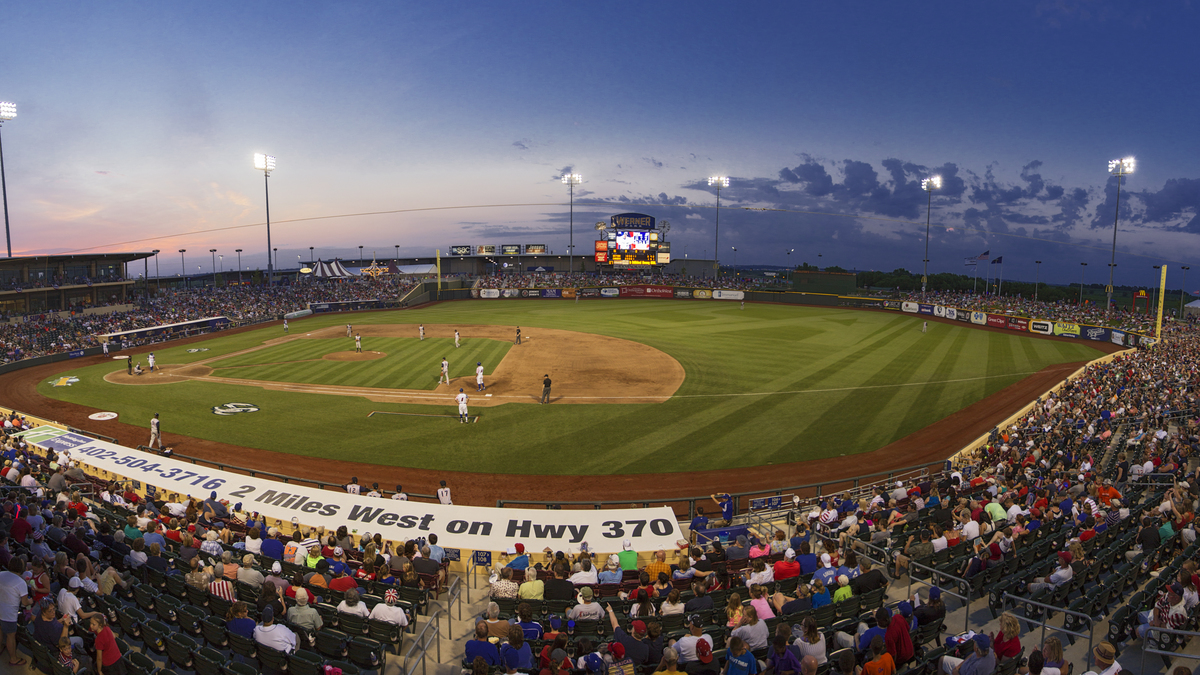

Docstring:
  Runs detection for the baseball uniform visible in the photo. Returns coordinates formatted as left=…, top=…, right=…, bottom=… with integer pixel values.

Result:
left=347, top=324, right=352, bottom=337
left=147, top=353, right=156, bottom=371
left=419, top=325, right=425, bottom=340
left=284, top=319, right=288, bottom=333
left=149, top=415, right=161, bottom=448
left=355, top=335, right=362, bottom=352
left=440, top=359, right=450, bottom=386
left=476, top=363, right=485, bottom=391
left=454, top=330, right=460, bottom=348
left=456, top=390, right=469, bottom=422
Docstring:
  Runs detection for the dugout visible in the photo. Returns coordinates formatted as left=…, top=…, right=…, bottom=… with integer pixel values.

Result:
left=790, top=270, right=857, bottom=294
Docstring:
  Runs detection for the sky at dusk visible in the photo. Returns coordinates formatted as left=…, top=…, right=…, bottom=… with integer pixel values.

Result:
left=4, top=1, right=1200, bottom=287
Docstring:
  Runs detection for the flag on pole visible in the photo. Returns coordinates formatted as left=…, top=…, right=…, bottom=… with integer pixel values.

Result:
left=991, top=256, right=1003, bottom=264
left=976, top=250, right=990, bottom=261
left=964, top=258, right=978, bottom=267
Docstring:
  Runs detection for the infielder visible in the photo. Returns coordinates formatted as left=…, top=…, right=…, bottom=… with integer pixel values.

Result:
left=355, top=334, right=362, bottom=353
left=456, top=388, right=470, bottom=423
left=149, top=413, right=161, bottom=449
left=476, top=362, right=485, bottom=391
left=147, top=352, right=156, bottom=372
left=284, top=319, right=289, bottom=333
left=346, top=324, right=352, bottom=337
left=454, top=330, right=460, bottom=348
left=419, top=324, right=425, bottom=341
left=439, top=357, right=450, bottom=386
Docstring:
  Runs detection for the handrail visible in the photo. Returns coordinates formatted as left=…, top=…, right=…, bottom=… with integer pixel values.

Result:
left=1001, top=592, right=1095, bottom=672
left=906, top=557, right=973, bottom=635
left=443, top=575, right=464, bottom=635
left=403, top=604, right=445, bottom=675
left=1142, top=626, right=1200, bottom=674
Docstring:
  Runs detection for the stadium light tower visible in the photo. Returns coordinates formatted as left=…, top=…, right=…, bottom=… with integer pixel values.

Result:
left=1106, top=157, right=1135, bottom=316
left=358, top=245, right=363, bottom=262
left=209, top=249, right=217, bottom=277
left=1034, top=260, right=1042, bottom=303
left=219, top=254, right=223, bottom=272
left=562, top=173, right=582, bottom=274
left=151, top=249, right=160, bottom=295
left=253, top=153, right=276, bottom=284
left=273, top=248, right=279, bottom=270
left=0, top=101, right=16, bottom=257
left=1182, top=266, right=1191, bottom=316
left=394, top=245, right=399, bottom=261
left=709, top=176, right=729, bottom=278
left=235, top=249, right=242, bottom=285
left=1079, top=262, right=1087, bottom=305
left=920, top=175, right=942, bottom=301
left=178, top=249, right=187, bottom=288
left=310, top=246, right=314, bottom=263
left=731, top=246, right=737, bottom=273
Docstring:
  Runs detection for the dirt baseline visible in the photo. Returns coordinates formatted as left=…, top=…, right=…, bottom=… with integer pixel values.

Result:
left=323, top=351, right=386, bottom=361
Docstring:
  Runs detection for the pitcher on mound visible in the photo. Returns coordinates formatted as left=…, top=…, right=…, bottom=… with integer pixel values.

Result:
left=439, top=357, right=450, bottom=386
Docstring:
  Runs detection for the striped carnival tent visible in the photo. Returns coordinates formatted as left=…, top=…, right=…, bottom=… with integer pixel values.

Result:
left=311, top=259, right=355, bottom=278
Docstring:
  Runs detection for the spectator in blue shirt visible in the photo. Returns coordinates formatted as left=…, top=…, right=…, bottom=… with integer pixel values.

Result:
left=465, top=622, right=501, bottom=666
left=505, top=544, right=529, bottom=570
left=711, top=494, right=734, bottom=524
left=597, top=556, right=623, bottom=584
left=834, top=607, right=890, bottom=653
left=690, top=507, right=709, bottom=533
left=795, top=542, right=818, bottom=576
left=261, top=530, right=285, bottom=560
left=426, top=534, right=445, bottom=563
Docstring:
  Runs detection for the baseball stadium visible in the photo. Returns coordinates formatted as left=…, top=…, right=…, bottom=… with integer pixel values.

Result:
left=4, top=5, right=1200, bottom=675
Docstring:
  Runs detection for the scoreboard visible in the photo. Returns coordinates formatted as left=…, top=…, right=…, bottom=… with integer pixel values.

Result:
left=597, top=230, right=669, bottom=267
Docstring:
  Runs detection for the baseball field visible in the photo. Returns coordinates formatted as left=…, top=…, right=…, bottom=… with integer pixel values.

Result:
left=33, top=300, right=1104, bottom=476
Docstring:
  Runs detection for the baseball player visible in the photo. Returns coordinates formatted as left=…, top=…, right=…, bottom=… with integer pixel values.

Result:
left=147, top=352, right=156, bottom=372
left=740, top=300, right=745, bottom=310
left=102, top=341, right=108, bottom=355
left=541, top=374, right=552, bottom=404
left=437, top=480, right=452, bottom=504
left=284, top=318, right=289, bottom=333
left=149, top=413, right=161, bottom=449
left=439, top=357, right=450, bottom=386
left=456, top=388, right=470, bottom=423
left=454, top=330, right=460, bottom=348
left=476, top=362, right=485, bottom=391
left=126, top=356, right=132, bottom=376
left=346, top=323, right=352, bottom=337
left=391, top=484, right=408, bottom=501
left=345, top=477, right=361, bottom=495
left=355, top=334, right=362, bottom=352
left=419, top=324, right=425, bottom=340
left=922, top=321, right=928, bottom=333
left=366, top=482, right=382, bottom=498
left=514, top=326, right=522, bottom=345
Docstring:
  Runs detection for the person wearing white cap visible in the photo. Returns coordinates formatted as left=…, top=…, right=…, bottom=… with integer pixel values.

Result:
left=813, top=554, right=838, bottom=588
left=56, top=577, right=103, bottom=624
left=286, top=588, right=323, bottom=634
left=617, top=540, right=638, bottom=571
left=598, top=555, right=623, bottom=584
left=265, top=561, right=290, bottom=593
left=891, top=481, right=908, bottom=503
left=773, top=548, right=800, bottom=580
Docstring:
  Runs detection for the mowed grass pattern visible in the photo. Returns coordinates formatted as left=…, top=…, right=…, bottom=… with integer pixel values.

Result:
left=39, top=301, right=1105, bottom=474
left=206, top=337, right=509, bottom=390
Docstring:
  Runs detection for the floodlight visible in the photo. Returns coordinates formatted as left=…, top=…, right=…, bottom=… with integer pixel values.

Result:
left=561, top=173, right=582, bottom=185
left=1108, top=157, right=1135, bottom=174
left=921, top=175, right=942, bottom=191
left=0, top=102, right=15, bottom=121
left=708, top=176, right=729, bottom=188
left=254, top=153, right=276, bottom=172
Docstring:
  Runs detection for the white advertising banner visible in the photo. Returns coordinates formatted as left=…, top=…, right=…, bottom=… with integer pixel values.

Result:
left=712, top=290, right=744, bottom=300
left=901, top=302, right=919, bottom=313
left=22, top=426, right=682, bottom=552
left=933, top=305, right=945, bottom=317
left=971, top=311, right=987, bottom=325
left=945, top=308, right=957, bottom=320
left=480, top=289, right=500, bottom=299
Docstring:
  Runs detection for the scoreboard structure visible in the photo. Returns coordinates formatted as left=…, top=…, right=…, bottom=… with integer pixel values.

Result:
left=596, top=212, right=670, bottom=268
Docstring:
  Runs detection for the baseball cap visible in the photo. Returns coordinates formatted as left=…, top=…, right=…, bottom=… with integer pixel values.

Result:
left=929, top=586, right=941, bottom=600
left=898, top=601, right=913, bottom=618
left=696, top=639, right=714, bottom=664
left=837, top=575, right=849, bottom=586
left=504, top=648, right=523, bottom=670
left=549, top=616, right=562, bottom=631
left=582, top=654, right=606, bottom=673
left=262, top=605, right=275, bottom=622
left=1057, top=551, right=1073, bottom=565
left=580, top=587, right=593, bottom=599
left=68, top=577, right=81, bottom=589
left=820, top=553, right=832, bottom=567
left=688, top=613, right=703, bottom=628
left=631, top=620, right=647, bottom=634
left=385, top=589, right=399, bottom=604
left=515, top=543, right=525, bottom=554
left=785, top=548, right=796, bottom=559
left=1171, top=582, right=1185, bottom=596
left=610, top=642, right=626, bottom=660
left=623, top=539, right=633, bottom=551
left=973, top=634, right=991, bottom=651
left=271, top=562, right=282, bottom=574
left=333, top=547, right=344, bottom=557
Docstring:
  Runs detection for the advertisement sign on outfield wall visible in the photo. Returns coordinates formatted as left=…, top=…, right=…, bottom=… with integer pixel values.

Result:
left=694, top=290, right=713, bottom=299
left=502, top=289, right=519, bottom=298
left=1053, top=322, right=1081, bottom=337
left=933, top=305, right=946, bottom=317
left=1111, top=330, right=1127, bottom=346
left=541, top=289, right=562, bottom=299
left=884, top=301, right=901, bottom=311
left=1007, top=317, right=1029, bottom=331
left=600, top=288, right=619, bottom=297
left=986, top=314, right=1007, bottom=328
left=22, top=426, right=682, bottom=551
left=519, top=289, right=542, bottom=298
left=580, top=288, right=600, bottom=298
left=480, top=289, right=500, bottom=299
left=620, top=285, right=674, bottom=298
left=1029, top=320, right=1052, bottom=335
left=902, top=302, right=919, bottom=313
left=971, top=312, right=987, bottom=325
left=945, top=308, right=957, bottom=320
left=713, top=290, right=745, bottom=300
left=918, top=304, right=934, bottom=315
left=956, top=310, right=971, bottom=323
left=562, top=289, right=577, bottom=299
left=1082, top=325, right=1108, bottom=341
left=674, top=290, right=692, bottom=298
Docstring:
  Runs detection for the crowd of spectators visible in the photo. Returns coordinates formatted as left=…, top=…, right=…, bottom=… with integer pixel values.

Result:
left=473, top=272, right=785, bottom=291
left=903, top=289, right=1188, bottom=335
left=1, top=276, right=420, bottom=364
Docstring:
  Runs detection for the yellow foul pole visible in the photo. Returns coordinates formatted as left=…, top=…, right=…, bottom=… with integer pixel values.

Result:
left=1156, top=264, right=1168, bottom=339
left=436, top=249, right=442, bottom=299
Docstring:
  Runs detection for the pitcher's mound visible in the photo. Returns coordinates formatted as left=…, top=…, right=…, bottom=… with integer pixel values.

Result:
left=324, top=351, right=386, bottom=362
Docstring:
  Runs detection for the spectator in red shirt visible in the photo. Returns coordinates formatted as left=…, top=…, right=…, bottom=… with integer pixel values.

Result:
left=990, top=613, right=1021, bottom=661
left=328, top=563, right=360, bottom=593
left=88, top=615, right=122, bottom=675
left=773, top=549, right=801, bottom=581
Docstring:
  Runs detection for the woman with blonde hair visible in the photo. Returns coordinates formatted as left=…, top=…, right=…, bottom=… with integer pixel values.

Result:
left=794, top=616, right=827, bottom=664
left=992, top=612, right=1022, bottom=660
left=731, top=603, right=768, bottom=650
left=652, top=647, right=680, bottom=675
left=725, top=592, right=743, bottom=627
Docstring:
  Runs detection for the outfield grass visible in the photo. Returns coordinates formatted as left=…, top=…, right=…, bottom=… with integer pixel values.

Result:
left=38, top=301, right=1105, bottom=475
left=206, top=337, right=509, bottom=390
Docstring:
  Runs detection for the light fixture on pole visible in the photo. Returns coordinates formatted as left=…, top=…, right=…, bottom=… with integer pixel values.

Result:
left=210, top=249, right=217, bottom=277
left=1034, top=260, right=1042, bottom=303
left=219, top=254, right=223, bottom=273
left=273, top=248, right=278, bottom=271
left=561, top=173, right=582, bottom=273
left=1181, top=266, right=1191, bottom=316
left=1106, top=157, right=1135, bottom=316
left=253, top=153, right=276, bottom=285
left=152, top=249, right=160, bottom=295
left=394, top=245, right=399, bottom=261
left=731, top=246, right=737, bottom=273
left=785, top=248, right=794, bottom=281
left=178, top=249, right=187, bottom=288
left=309, top=246, right=314, bottom=263
left=1079, top=262, right=1087, bottom=305
left=708, top=176, right=729, bottom=278
left=235, top=249, right=243, bottom=285
left=920, top=175, right=942, bottom=301
left=0, top=101, right=17, bottom=258
left=358, top=245, right=363, bottom=262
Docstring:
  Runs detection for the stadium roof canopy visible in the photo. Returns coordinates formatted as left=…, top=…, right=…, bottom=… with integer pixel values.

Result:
left=0, top=251, right=155, bottom=270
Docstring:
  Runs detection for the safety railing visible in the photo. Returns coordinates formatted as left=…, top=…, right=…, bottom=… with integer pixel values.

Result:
left=1143, top=626, right=1200, bottom=674
left=907, top=558, right=973, bottom=635
left=443, top=575, right=464, bottom=635
left=403, top=604, right=445, bottom=675
left=1001, top=593, right=1095, bottom=673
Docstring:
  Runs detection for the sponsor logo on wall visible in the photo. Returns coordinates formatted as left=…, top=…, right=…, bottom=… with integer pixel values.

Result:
left=884, top=300, right=902, bottom=310
left=212, top=403, right=260, bottom=416
left=945, top=308, right=957, bottom=320
left=693, top=289, right=712, bottom=299
left=1029, top=321, right=1053, bottom=335
left=1007, top=317, right=1029, bottom=331
left=901, top=302, right=919, bottom=313
left=674, top=290, right=692, bottom=298
left=581, top=288, right=600, bottom=297
left=918, top=304, right=934, bottom=315
left=971, top=312, right=987, bottom=325
left=540, top=289, right=562, bottom=299
left=986, top=314, right=1007, bottom=328
left=1111, top=330, right=1126, bottom=346
left=520, top=289, right=542, bottom=298
left=713, top=290, right=745, bottom=300
left=1053, top=322, right=1081, bottom=337
left=933, top=305, right=946, bottom=317
left=600, top=287, right=619, bottom=297
left=480, top=289, right=500, bottom=299
left=956, top=310, right=971, bottom=322
left=502, top=289, right=519, bottom=298
left=1083, top=326, right=1108, bottom=341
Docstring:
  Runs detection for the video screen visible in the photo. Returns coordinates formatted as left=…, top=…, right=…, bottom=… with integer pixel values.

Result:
left=614, top=231, right=651, bottom=250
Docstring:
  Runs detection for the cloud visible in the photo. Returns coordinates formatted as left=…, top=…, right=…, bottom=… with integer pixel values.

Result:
left=512, top=139, right=530, bottom=151
left=642, top=157, right=664, bottom=169
left=1139, top=178, right=1200, bottom=233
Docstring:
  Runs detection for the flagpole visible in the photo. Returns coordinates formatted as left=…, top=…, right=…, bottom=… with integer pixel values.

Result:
left=999, top=260, right=1003, bottom=296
